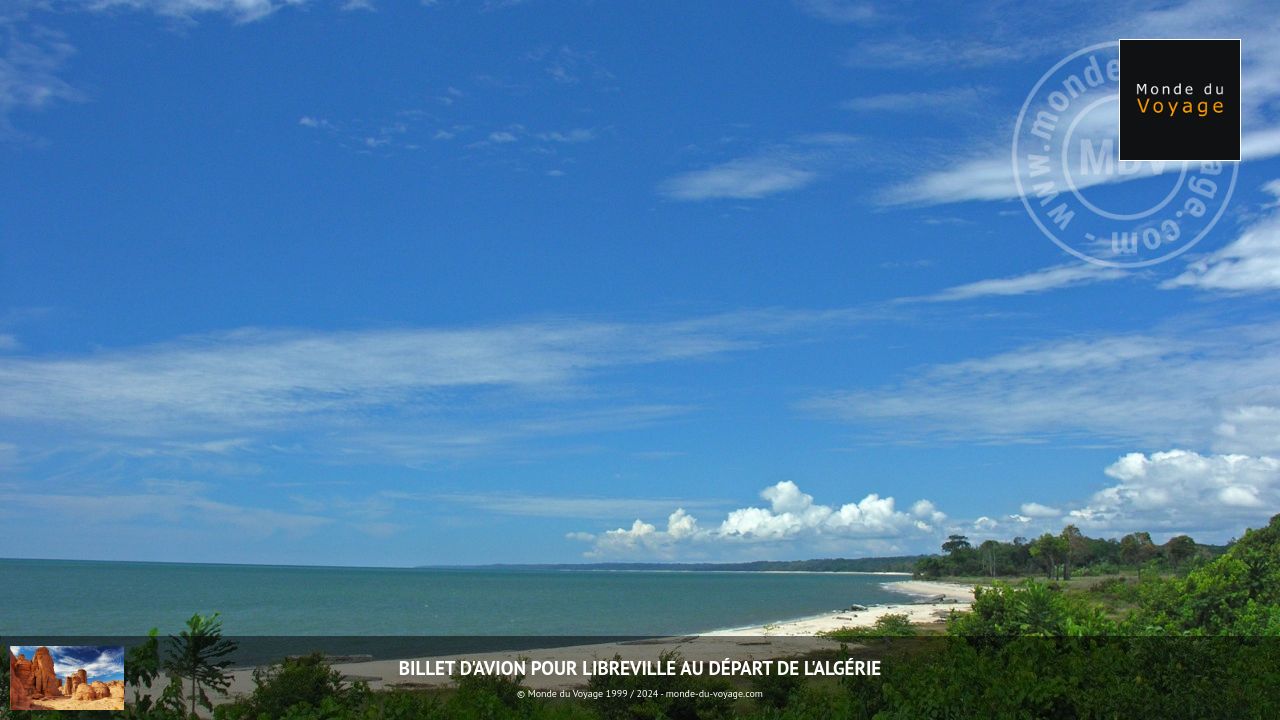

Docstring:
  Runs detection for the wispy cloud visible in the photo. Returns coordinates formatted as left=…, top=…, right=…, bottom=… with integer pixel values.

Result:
left=659, top=156, right=818, bottom=200
left=847, top=37, right=1029, bottom=69
left=658, top=134, right=858, bottom=201
left=0, top=484, right=331, bottom=537
left=882, top=2, right=1280, bottom=207
left=805, top=320, right=1280, bottom=455
left=0, top=19, right=82, bottom=137
left=1163, top=184, right=1280, bottom=292
left=87, top=0, right=311, bottom=24
left=523, top=45, right=615, bottom=88
left=48, top=647, right=124, bottom=683
left=0, top=310, right=862, bottom=453
left=794, top=0, right=875, bottom=24
left=842, top=86, right=990, bottom=113
left=903, top=263, right=1128, bottom=302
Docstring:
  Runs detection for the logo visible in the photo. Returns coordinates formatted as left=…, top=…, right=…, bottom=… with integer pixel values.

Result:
left=1119, top=39, right=1241, bottom=162
left=1012, top=42, right=1237, bottom=267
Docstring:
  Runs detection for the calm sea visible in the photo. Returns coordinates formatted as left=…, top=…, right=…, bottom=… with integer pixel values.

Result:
left=0, top=559, right=910, bottom=636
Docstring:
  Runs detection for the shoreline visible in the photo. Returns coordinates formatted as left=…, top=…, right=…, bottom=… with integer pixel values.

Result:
left=209, top=579, right=975, bottom=698
left=700, top=579, right=974, bottom=636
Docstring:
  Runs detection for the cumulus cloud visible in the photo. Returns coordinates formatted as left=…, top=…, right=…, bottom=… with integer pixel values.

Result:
left=1066, top=449, right=1280, bottom=536
left=572, top=481, right=943, bottom=557
left=972, top=516, right=998, bottom=531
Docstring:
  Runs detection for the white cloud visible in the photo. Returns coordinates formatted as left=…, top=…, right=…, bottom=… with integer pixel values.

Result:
left=806, top=320, right=1280, bottom=455
left=0, top=20, right=83, bottom=135
left=573, top=480, right=942, bottom=557
left=881, top=151, right=1017, bottom=205
left=87, top=0, right=310, bottom=24
left=487, top=130, right=518, bottom=143
left=973, top=516, right=998, bottom=531
left=1163, top=204, right=1280, bottom=292
left=1066, top=449, right=1280, bottom=536
left=880, top=3, right=1280, bottom=207
left=536, top=128, right=595, bottom=143
left=905, top=263, right=1127, bottom=302
left=0, top=310, right=864, bottom=463
left=298, top=115, right=338, bottom=130
left=1019, top=502, right=1061, bottom=518
left=660, top=156, right=818, bottom=201
left=50, top=647, right=124, bottom=683
left=659, top=135, right=858, bottom=201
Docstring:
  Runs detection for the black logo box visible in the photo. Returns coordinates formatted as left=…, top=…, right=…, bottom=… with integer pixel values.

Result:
left=1119, top=39, right=1241, bottom=162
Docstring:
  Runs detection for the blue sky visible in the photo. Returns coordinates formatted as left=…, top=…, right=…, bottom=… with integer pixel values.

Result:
left=2, top=0, right=1280, bottom=565
left=10, top=645, right=124, bottom=683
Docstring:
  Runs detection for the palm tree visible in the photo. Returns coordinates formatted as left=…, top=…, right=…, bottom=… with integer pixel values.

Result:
left=164, top=612, right=238, bottom=718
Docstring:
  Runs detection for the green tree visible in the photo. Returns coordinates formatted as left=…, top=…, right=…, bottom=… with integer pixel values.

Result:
left=914, top=555, right=945, bottom=579
left=941, top=534, right=971, bottom=555
left=165, top=612, right=239, bottom=718
left=1029, top=533, right=1066, bottom=580
left=1061, top=524, right=1086, bottom=580
left=1120, top=531, right=1156, bottom=565
left=978, top=539, right=999, bottom=577
left=1165, top=534, right=1196, bottom=569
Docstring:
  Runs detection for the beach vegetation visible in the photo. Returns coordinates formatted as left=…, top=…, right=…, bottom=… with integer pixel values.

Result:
left=165, top=613, right=239, bottom=718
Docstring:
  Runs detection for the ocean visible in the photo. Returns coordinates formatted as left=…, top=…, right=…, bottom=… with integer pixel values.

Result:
left=0, top=559, right=911, bottom=636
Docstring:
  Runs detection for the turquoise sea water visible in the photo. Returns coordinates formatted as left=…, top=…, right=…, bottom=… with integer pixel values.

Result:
left=0, top=559, right=910, bottom=636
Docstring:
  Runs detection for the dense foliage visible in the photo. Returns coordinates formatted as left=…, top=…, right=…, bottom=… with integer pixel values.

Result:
left=914, top=526, right=1226, bottom=580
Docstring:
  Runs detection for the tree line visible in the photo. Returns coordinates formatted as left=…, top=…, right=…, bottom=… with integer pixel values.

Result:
left=914, top=524, right=1223, bottom=580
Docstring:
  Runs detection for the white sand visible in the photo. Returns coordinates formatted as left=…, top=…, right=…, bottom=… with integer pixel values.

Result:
left=702, top=579, right=974, bottom=637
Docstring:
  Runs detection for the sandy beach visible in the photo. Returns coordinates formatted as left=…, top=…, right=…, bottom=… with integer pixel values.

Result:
left=701, top=579, right=974, bottom=636
left=210, top=578, right=976, bottom=697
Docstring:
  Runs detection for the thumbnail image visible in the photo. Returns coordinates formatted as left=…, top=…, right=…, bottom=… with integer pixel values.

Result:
left=8, top=645, right=125, bottom=712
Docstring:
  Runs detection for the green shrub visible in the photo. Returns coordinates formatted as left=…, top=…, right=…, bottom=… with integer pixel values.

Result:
left=819, top=613, right=918, bottom=642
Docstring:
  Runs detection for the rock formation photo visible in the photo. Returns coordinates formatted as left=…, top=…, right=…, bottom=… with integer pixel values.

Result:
left=9, top=645, right=125, bottom=711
